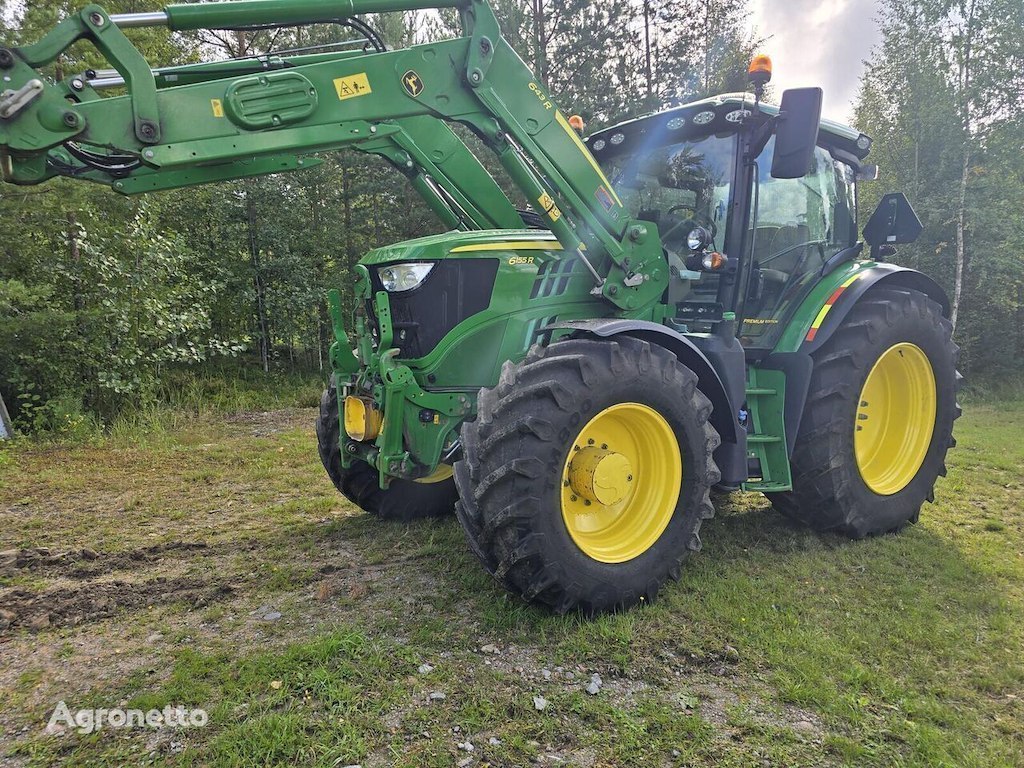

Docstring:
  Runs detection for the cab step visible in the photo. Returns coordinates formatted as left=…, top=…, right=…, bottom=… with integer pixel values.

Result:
left=742, top=368, right=792, bottom=493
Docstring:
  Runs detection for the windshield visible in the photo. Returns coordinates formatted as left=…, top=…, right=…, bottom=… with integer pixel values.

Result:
left=603, top=134, right=736, bottom=258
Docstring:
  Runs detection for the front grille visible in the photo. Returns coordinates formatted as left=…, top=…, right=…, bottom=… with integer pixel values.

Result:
left=366, top=259, right=498, bottom=359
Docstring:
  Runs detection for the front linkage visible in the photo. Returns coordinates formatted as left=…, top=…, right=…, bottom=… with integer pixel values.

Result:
left=327, top=277, right=471, bottom=490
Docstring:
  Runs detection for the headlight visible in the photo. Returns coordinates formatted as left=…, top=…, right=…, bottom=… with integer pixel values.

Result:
left=378, top=262, right=434, bottom=292
left=687, top=227, right=712, bottom=252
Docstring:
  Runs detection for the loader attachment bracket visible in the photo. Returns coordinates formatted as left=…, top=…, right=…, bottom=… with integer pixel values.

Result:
left=15, top=5, right=161, bottom=144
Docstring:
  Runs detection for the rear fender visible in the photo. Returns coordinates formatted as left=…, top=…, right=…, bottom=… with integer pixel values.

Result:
left=783, top=263, right=950, bottom=356
left=766, top=263, right=950, bottom=456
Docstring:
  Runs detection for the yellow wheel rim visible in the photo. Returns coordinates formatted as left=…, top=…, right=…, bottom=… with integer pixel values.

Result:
left=560, top=403, right=682, bottom=563
left=854, top=343, right=936, bottom=495
left=414, top=464, right=454, bottom=484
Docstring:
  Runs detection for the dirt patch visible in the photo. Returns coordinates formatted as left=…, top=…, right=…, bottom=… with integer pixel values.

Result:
left=0, top=577, right=235, bottom=634
left=222, top=409, right=310, bottom=437
left=0, top=541, right=218, bottom=581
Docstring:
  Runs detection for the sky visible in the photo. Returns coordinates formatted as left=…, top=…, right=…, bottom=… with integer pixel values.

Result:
left=746, top=0, right=882, bottom=124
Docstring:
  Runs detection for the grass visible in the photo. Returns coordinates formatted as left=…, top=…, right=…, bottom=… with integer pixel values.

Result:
left=0, top=402, right=1021, bottom=766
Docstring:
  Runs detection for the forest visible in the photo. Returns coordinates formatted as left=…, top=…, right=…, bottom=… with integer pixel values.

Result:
left=0, top=0, right=1021, bottom=432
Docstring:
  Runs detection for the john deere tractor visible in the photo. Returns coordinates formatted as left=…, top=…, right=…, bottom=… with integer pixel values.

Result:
left=0, top=0, right=959, bottom=614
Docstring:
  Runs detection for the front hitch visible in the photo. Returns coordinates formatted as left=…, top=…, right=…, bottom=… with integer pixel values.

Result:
left=330, top=286, right=472, bottom=489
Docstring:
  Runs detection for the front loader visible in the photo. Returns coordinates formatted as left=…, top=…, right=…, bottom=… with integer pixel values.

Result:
left=0, top=0, right=960, bottom=615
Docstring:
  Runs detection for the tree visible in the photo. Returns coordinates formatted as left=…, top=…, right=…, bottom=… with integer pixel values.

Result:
left=855, top=0, right=1024, bottom=377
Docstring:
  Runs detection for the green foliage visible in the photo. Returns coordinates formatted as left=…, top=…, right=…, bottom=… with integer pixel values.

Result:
left=855, top=0, right=1024, bottom=378
left=2, top=0, right=756, bottom=431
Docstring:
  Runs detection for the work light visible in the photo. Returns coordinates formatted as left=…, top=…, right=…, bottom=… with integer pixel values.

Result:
left=687, top=227, right=712, bottom=252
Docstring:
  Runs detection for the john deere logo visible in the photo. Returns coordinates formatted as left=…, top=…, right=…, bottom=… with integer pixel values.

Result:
left=402, top=70, right=424, bottom=97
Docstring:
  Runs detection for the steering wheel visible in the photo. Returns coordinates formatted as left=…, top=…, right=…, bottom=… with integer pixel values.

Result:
left=757, top=240, right=828, bottom=315
left=659, top=204, right=717, bottom=246
left=759, top=239, right=827, bottom=266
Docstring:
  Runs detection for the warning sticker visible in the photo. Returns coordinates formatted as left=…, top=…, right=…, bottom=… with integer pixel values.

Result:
left=595, top=185, right=615, bottom=212
left=211, top=99, right=224, bottom=117
left=334, top=73, right=372, bottom=101
left=538, top=192, right=562, bottom=222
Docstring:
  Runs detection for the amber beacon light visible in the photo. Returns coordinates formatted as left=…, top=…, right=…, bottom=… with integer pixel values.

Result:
left=749, top=54, right=770, bottom=84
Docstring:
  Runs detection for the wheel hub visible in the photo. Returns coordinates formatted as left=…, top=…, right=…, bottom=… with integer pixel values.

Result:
left=568, top=447, right=633, bottom=506
left=560, top=402, right=682, bottom=563
left=854, top=342, right=937, bottom=495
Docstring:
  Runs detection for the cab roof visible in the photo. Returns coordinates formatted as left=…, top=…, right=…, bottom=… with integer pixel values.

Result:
left=585, top=92, right=873, bottom=167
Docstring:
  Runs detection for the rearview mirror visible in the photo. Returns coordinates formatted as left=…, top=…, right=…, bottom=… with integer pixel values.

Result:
left=863, top=192, right=923, bottom=259
left=771, top=88, right=823, bottom=180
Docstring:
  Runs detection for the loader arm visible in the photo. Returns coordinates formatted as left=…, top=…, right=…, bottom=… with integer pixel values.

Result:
left=6, top=30, right=523, bottom=230
left=0, top=0, right=667, bottom=310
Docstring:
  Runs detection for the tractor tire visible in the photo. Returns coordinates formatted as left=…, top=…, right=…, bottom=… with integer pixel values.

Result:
left=769, top=287, right=960, bottom=537
left=316, top=378, right=458, bottom=521
left=454, top=337, right=721, bottom=615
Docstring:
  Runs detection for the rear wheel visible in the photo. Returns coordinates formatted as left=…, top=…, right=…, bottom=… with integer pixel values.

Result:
left=769, top=287, right=960, bottom=537
left=316, top=377, right=458, bottom=521
left=455, top=337, right=720, bottom=615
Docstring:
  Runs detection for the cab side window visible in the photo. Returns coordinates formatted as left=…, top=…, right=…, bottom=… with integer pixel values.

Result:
left=741, top=139, right=857, bottom=348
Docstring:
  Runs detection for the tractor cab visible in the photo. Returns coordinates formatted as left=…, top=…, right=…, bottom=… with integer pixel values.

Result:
left=586, top=93, right=876, bottom=351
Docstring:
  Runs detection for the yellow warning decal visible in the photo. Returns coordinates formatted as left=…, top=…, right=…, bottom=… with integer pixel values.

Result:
left=538, top=192, right=562, bottom=222
left=334, top=73, right=372, bottom=101
left=555, top=111, right=622, bottom=208
left=211, top=99, right=224, bottom=118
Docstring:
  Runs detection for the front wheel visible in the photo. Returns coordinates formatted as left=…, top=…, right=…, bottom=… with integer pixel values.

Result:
left=769, top=287, right=960, bottom=537
left=316, top=377, right=458, bottom=521
left=455, top=337, right=720, bottom=615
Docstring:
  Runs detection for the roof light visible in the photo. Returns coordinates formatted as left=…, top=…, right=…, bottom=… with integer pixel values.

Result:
left=667, top=116, right=686, bottom=130
left=568, top=114, right=585, bottom=132
left=610, top=132, right=625, bottom=145
left=693, top=110, right=715, bottom=125
left=748, top=54, right=772, bottom=82
left=591, top=138, right=606, bottom=152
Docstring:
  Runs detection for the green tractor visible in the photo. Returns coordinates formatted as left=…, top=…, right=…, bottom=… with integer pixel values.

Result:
left=0, top=0, right=959, bottom=614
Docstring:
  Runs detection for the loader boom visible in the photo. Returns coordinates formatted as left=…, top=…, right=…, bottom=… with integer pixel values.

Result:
left=0, top=0, right=666, bottom=309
